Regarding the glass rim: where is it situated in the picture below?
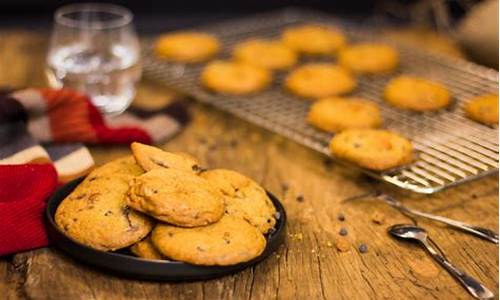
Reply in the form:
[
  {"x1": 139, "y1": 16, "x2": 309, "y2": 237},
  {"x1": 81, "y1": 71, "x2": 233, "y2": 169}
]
[{"x1": 54, "y1": 3, "x2": 133, "y2": 30}]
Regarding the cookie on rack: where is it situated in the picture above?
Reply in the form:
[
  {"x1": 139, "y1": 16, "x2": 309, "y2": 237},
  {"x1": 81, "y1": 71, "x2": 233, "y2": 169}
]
[
  {"x1": 281, "y1": 24, "x2": 346, "y2": 56},
  {"x1": 464, "y1": 94, "x2": 499, "y2": 125},
  {"x1": 151, "y1": 215, "x2": 266, "y2": 266},
  {"x1": 55, "y1": 156, "x2": 154, "y2": 251},
  {"x1": 201, "y1": 60, "x2": 272, "y2": 95},
  {"x1": 154, "y1": 31, "x2": 220, "y2": 63},
  {"x1": 130, "y1": 236, "x2": 164, "y2": 260},
  {"x1": 307, "y1": 97, "x2": 382, "y2": 132},
  {"x1": 131, "y1": 142, "x2": 201, "y2": 173},
  {"x1": 232, "y1": 38, "x2": 298, "y2": 70},
  {"x1": 284, "y1": 63, "x2": 356, "y2": 99},
  {"x1": 200, "y1": 169, "x2": 277, "y2": 234},
  {"x1": 329, "y1": 129, "x2": 413, "y2": 171},
  {"x1": 384, "y1": 75, "x2": 451, "y2": 111},
  {"x1": 127, "y1": 168, "x2": 224, "y2": 227},
  {"x1": 338, "y1": 43, "x2": 399, "y2": 74}
]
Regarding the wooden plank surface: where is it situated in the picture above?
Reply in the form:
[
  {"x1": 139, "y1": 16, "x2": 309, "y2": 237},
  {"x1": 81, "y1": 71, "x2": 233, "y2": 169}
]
[{"x1": 0, "y1": 30, "x2": 498, "y2": 300}]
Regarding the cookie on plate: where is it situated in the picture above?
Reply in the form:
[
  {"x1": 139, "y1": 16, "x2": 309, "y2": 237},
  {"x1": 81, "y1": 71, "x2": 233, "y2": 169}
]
[
  {"x1": 200, "y1": 169, "x2": 277, "y2": 234},
  {"x1": 130, "y1": 236, "x2": 164, "y2": 260},
  {"x1": 131, "y1": 142, "x2": 201, "y2": 173},
  {"x1": 55, "y1": 156, "x2": 154, "y2": 251},
  {"x1": 154, "y1": 31, "x2": 220, "y2": 63},
  {"x1": 201, "y1": 60, "x2": 272, "y2": 95},
  {"x1": 338, "y1": 43, "x2": 399, "y2": 74},
  {"x1": 285, "y1": 63, "x2": 356, "y2": 99},
  {"x1": 307, "y1": 97, "x2": 382, "y2": 132},
  {"x1": 127, "y1": 168, "x2": 224, "y2": 227},
  {"x1": 464, "y1": 94, "x2": 499, "y2": 125},
  {"x1": 329, "y1": 129, "x2": 413, "y2": 171},
  {"x1": 232, "y1": 38, "x2": 298, "y2": 70},
  {"x1": 151, "y1": 215, "x2": 266, "y2": 266},
  {"x1": 282, "y1": 24, "x2": 346, "y2": 56},
  {"x1": 384, "y1": 75, "x2": 451, "y2": 111}
]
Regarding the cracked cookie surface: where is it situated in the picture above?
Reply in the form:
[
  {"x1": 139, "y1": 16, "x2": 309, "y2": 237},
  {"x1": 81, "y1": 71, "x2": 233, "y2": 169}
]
[
  {"x1": 127, "y1": 168, "x2": 224, "y2": 227},
  {"x1": 200, "y1": 169, "x2": 277, "y2": 234},
  {"x1": 151, "y1": 215, "x2": 266, "y2": 266},
  {"x1": 131, "y1": 142, "x2": 201, "y2": 173},
  {"x1": 55, "y1": 156, "x2": 154, "y2": 251}
]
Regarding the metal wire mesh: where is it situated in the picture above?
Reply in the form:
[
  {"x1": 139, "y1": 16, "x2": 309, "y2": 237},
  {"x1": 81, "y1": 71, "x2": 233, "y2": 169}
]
[{"x1": 142, "y1": 8, "x2": 499, "y2": 194}]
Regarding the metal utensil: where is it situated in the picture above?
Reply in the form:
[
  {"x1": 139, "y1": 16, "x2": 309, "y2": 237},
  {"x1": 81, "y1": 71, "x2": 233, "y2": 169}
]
[
  {"x1": 345, "y1": 192, "x2": 499, "y2": 244},
  {"x1": 389, "y1": 224, "x2": 494, "y2": 300}
]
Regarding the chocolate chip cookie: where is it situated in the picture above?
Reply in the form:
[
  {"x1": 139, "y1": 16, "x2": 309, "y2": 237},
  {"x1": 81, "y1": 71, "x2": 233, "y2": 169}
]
[{"x1": 131, "y1": 142, "x2": 201, "y2": 173}]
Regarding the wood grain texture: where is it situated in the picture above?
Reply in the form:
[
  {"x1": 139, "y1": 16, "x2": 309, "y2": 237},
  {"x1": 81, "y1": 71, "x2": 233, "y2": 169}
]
[{"x1": 0, "y1": 30, "x2": 497, "y2": 300}]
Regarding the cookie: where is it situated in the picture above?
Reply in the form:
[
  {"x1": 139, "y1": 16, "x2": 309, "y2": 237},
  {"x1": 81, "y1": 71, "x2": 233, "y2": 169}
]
[
  {"x1": 329, "y1": 129, "x2": 413, "y2": 171},
  {"x1": 232, "y1": 38, "x2": 298, "y2": 70},
  {"x1": 201, "y1": 60, "x2": 271, "y2": 95},
  {"x1": 131, "y1": 142, "x2": 201, "y2": 173},
  {"x1": 307, "y1": 97, "x2": 382, "y2": 132},
  {"x1": 282, "y1": 24, "x2": 346, "y2": 56},
  {"x1": 384, "y1": 75, "x2": 451, "y2": 111},
  {"x1": 127, "y1": 168, "x2": 224, "y2": 227},
  {"x1": 130, "y1": 236, "x2": 164, "y2": 260},
  {"x1": 154, "y1": 31, "x2": 220, "y2": 63},
  {"x1": 285, "y1": 63, "x2": 356, "y2": 99},
  {"x1": 55, "y1": 156, "x2": 154, "y2": 251},
  {"x1": 200, "y1": 169, "x2": 277, "y2": 234},
  {"x1": 338, "y1": 43, "x2": 399, "y2": 74},
  {"x1": 151, "y1": 215, "x2": 266, "y2": 266},
  {"x1": 464, "y1": 94, "x2": 499, "y2": 125}
]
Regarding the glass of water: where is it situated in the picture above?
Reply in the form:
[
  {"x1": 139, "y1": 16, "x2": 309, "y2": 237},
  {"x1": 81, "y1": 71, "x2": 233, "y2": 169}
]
[{"x1": 46, "y1": 3, "x2": 141, "y2": 115}]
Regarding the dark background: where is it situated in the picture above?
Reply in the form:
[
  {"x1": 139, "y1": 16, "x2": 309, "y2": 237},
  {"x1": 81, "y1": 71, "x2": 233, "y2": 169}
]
[{"x1": 0, "y1": 0, "x2": 473, "y2": 33}]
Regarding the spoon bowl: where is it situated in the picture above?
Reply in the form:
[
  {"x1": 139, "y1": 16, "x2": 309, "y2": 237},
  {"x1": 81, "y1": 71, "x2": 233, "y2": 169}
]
[{"x1": 389, "y1": 224, "x2": 429, "y2": 242}]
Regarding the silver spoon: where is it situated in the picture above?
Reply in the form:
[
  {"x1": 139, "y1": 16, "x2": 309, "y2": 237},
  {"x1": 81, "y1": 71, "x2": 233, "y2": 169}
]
[
  {"x1": 345, "y1": 192, "x2": 499, "y2": 244},
  {"x1": 389, "y1": 224, "x2": 494, "y2": 300}
]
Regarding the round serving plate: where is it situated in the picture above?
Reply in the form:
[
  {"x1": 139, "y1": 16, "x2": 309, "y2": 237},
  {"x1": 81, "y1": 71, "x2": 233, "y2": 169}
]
[{"x1": 45, "y1": 177, "x2": 287, "y2": 281}]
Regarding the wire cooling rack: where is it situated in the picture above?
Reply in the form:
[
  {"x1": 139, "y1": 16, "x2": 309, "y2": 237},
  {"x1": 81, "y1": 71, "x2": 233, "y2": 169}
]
[{"x1": 142, "y1": 8, "x2": 499, "y2": 194}]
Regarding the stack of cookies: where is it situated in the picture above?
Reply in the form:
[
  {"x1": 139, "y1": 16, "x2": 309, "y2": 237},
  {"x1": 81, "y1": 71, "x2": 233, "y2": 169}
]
[{"x1": 55, "y1": 142, "x2": 278, "y2": 266}]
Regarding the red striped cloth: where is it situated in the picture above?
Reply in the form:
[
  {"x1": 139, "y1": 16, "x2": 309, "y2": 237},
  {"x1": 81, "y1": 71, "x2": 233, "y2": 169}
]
[{"x1": 0, "y1": 87, "x2": 190, "y2": 256}]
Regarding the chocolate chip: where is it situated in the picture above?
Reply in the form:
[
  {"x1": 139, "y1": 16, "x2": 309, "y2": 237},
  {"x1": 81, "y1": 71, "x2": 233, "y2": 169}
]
[
  {"x1": 196, "y1": 246, "x2": 205, "y2": 252},
  {"x1": 323, "y1": 158, "x2": 334, "y2": 168},
  {"x1": 75, "y1": 193, "x2": 87, "y2": 200},
  {"x1": 339, "y1": 228, "x2": 348, "y2": 236},
  {"x1": 88, "y1": 176, "x2": 97, "y2": 182},
  {"x1": 104, "y1": 211, "x2": 113, "y2": 216},
  {"x1": 192, "y1": 165, "x2": 202, "y2": 172},
  {"x1": 229, "y1": 139, "x2": 238, "y2": 147},
  {"x1": 337, "y1": 213, "x2": 345, "y2": 222},
  {"x1": 281, "y1": 182, "x2": 289, "y2": 192},
  {"x1": 296, "y1": 194, "x2": 304, "y2": 202},
  {"x1": 267, "y1": 218, "x2": 272, "y2": 223},
  {"x1": 168, "y1": 232, "x2": 174, "y2": 237},
  {"x1": 358, "y1": 244, "x2": 368, "y2": 253}
]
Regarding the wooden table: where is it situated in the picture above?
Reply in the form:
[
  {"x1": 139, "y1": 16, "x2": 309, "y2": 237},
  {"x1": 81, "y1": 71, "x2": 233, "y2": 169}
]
[{"x1": 0, "y1": 31, "x2": 498, "y2": 300}]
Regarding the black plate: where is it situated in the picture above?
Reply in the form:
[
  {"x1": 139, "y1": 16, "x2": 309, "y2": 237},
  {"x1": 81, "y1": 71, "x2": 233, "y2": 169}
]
[{"x1": 45, "y1": 177, "x2": 287, "y2": 281}]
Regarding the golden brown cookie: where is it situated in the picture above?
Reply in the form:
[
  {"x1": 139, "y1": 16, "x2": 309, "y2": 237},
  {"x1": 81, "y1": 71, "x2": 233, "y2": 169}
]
[
  {"x1": 285, "y1": 63, "x2": 356, "y2": 99},
  {"x1": 338, "y1": 43, "x2": 399, "y2": 74},
  {"x1": 151, "y1": 215, "x2": 266, "y2": 266},
  {"x1": 154, "y1": 31, "x2": 220, "y2": 63},
  {"x1": 307, "y1": 97, "x2": 382, "y2": 132},
  {"x1": 464, "y1": 94, "x2": 499, "y2": 125},
  {"x1": 384, "y1": 75, "x2": 451, "y2": 111},
  {"x1": 55, "y1": 157, "x2": 154, "y2": 251},
  {"x1": 282, "y1": 24, "x2": 346, "y2": 56},
  {"x1": 131, "y1": 142, "x2": 201, "y2": 173},
  {"x1": 130, "y1": 236, "x2": 164, "y2": 260},
  {"x1": 329, "y1": 129, "x2": 413, "y2": 171},
  {"x1": 201, "y1": 60, "x2": 272, "y2": 95},
  {"x1": 200, "y1": 169, "x2": 277, "y2": 234},
  {"x1": 232, "y1": 38, "x2": 298, "y2": 70},
  {"x1": 127, "y1": 168, "x2": 224, "y2": 227}
]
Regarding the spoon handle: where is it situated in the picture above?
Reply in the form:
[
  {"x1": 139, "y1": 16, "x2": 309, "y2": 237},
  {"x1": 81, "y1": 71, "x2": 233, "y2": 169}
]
[
  {"x1": 402, "y1": 206, "x2": 498, "y2": 244},
  {"x1": 420, "y1": 239, "x2": 494, "y2": 300}
]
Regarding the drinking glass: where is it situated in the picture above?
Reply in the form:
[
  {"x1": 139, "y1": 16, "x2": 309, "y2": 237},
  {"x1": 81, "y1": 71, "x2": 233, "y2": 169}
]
[{"x1": 46, "y1": 3, "x2": 141, "y2": 115}]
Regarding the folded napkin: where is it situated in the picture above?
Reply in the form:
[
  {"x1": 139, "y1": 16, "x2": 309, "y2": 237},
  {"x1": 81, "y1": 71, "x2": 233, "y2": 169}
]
[
  {"x1": 0, "y1": 87, "x2": 190, "y2": 256},
  {"x1": 0, "y1": 164, "x2": 58, "y2": 256},
  {"x1": 0, "y1": 88, "x2": 190, "y2": 182}
]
